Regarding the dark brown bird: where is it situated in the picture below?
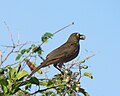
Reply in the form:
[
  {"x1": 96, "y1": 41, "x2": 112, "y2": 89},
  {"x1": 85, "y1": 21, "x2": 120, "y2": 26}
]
[{"x1": 27, "y1": 33, "x2": 85, "y2": 78}]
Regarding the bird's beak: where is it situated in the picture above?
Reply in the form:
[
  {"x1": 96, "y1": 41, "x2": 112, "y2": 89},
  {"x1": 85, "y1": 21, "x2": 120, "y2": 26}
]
[{"x1": 80, "y1": 34, "x2": 86, "y2": 40}]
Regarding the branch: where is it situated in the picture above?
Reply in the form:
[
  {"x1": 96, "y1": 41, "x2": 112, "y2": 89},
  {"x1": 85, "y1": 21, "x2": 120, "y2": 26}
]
[
  {"x1": 70, "y1": 54, "x2": 95, "y2": 68},
  {"x1": 53, "y1": 22, "x2": 74, "y2": 35},
  {"x1": 0, "y1": 50, "x2": 2, "y2": 65},
  {"x1": 0, "y1": 41, "x2": 36, "y2": 65},
  {"x1": 1, "y1": 47, "x2": 15, "y2": 64},
  {"x1": 29, "y1": 86, "x2": 58, "y2": 95},
  {"x1": 4, "y1": 21, "x2": 15, "y2": 45},
  {"x1": 0, "y1": 41, "x2": 39, "y2": 48}
]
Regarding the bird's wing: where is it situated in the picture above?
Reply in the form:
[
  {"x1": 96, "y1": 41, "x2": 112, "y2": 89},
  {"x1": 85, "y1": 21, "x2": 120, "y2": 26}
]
[{"x1": 46, "y1": 42, "x2": 79, "y2": 62}]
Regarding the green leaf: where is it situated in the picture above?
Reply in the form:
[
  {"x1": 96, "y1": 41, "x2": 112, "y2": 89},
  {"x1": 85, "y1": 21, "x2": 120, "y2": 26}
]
[
  {"x1": 44, "y1": 32, "x2": 53, "y2": 37},
  {"x1": 16, "y1": 70, "x2": 28, "y2": 80},
  {"x1": 61, "y1": 81, "x2": 67, "y2": 85},
  {"x1": 12, "y1": 81, "x2": 28, "y2": 92},
  {"x1": 83, "y1": 72, "x2": 93, "y2": 79},
  {"x1": 26, "y1": 47, "x2": 32, "y2": 53},
  {"x1": 81, "y1": 59, "x2": 85, "y2": 63},
  {"x1": 14, "y1": 90, "x2": 26, "y2": 96},
  {"x1": 78, "y1": 88, "x2": 90, "y2": 96},
  {"x1": 21, "y1": 49, "x2": 27, "y2": 54},
  {"x1": 0, "y1": 93, "x2": 4, "y2": 96},
  {"x1": 70, "y1": 93, "x2": 76, "y2": 96},
  {"x1": 32, "y1": 46, "x2": 39, "y2": 52},
  {"x1": 82, "y1": 65, "x2": 88, "y2": 69},
  {"x1": 11, "y1": 86, "x2": 21, "y2": 95},
  {"x1": 25, "y1": 83, "x2": 31, "y2": 90},
  {"x1": 16, "y1": 54, "x2": 22, "y2": 61},
  {"x1": 2, "y1": 85, "x2": 8, "y2": 94},
  {"x1": 51, "y1": 93, "x2": 56, "y2": 96},
  {"x1": 31, "y1": 44, "x2": 35, "y2": 48},
  {"x1": 0, "y1": 78, "x2": 9, "y2": 94},
  {"x1": 41, "y1": 32, "x2": 53, "y2": 43},
  {"x1": 0, "y1": 78, "x2": 8, "y2": 86},
  {"x1": 8, "y1": 68, "x2": 17, "y2": 79},
  {"x1": 37, "y1": 48, "x2": 43, "y2": 54},
  {"x1": 84, "y1": 92, "x2": 90, "y2": 96},
  {"x1": 39, "y1": 81, "x2": 48, "y2": 86},
  {"x1": 32, "y1": 46, "x2": 43, "y2": 54},
  {"x1": 0, "y1": 68, "x2": 6, "y2": 75},
  {"x1": 29, "y1": 77, "x2": 39, "y2": 85},
  {"x1": 47, "y1": 80, "x2": 54, "y2": 88}
]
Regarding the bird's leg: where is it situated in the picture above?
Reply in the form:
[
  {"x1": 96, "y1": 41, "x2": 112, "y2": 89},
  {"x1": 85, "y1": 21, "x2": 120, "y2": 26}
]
[
  {"x1": 54, "y1": 64, "x2": 64, "y2": 75},
  {"x1": 62, "y1": 64, "x2": 65, "y2": 69}
]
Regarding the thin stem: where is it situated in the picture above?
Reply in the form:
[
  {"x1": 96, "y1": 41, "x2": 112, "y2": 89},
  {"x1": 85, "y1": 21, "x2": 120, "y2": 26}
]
[
  {"x1": 1, "y1": 47, "x2": 15, "y2": 64},
  {"x1": 29, "y1": 86, "x2": 58, "y2": 95},
  {"x1": 53, "y1": 22, "x2": 74, "y2": 35},
  {"x1": 4, "y1": 21, "x2": 15, "y2": 45}
]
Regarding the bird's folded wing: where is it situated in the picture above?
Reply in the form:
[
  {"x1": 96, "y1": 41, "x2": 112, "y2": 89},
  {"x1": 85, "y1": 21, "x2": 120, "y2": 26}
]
[{"x1": 46, "y1": 42, "x2": 78, "y2": 61}]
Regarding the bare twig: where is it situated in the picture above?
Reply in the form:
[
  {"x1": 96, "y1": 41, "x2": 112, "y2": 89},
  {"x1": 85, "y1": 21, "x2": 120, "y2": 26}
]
[
  {"x1": 53, "y1": 22, "x2": 74, "y2": 35},
  {"x1": 78, "y1": 65, "x2": 82, "y2": 81},
  {"x1": 29, "y1": 86, "x2": 58, "y2": 95},
  {"x1": 86, "y1": 54, "x2": 95, "y2": 60},
  {"x1": 1, "y1": 47, "x2": 15, "y2": 64},
  {"x1": 0, "y1": 41, "x2": 38, "y2": 48},
  {"x1": 2, "y1": 47, "x2": 8, "y2": 54},
  {"x1": 4, "y1": 21, "x2": 15, "y2": 45},
  {"x1": 38, "y1": 78, "x2": 50, "y2": 81},
  {"x1": 17, "y1": 32, "x2": 20, "y2": 44},
  {"x1": 38, "y1": 55, "x2": 45, "y2": 61},
  {"x1": 70, "y1": 54, "x2": 95, "y2": 68},
  {"x1": 17, "y1": 63, "x2": 21, "y2": 73},
  {"x1": 29, "y1": 79, "x2": 73, "y2": 95},
  {"x1": 0, "y1": 50, "x2": 2, "y2": 65},
  {"x1": 0, "y1": 41, "x2": 35, "y2": 66},
  {"x1": 0, "y1": 45, "x2": 14, "y2": 48},
  {"x1": 6, "y1": 61, "x2": 20, "y2": 67},
  {"x1": 15, "y1": 41, "x2": 33, "y2": 52}
]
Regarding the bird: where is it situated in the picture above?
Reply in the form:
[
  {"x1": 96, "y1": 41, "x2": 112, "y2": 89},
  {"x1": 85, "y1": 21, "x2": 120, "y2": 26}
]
[{"x1": 27, "y1": 32, "x2": 85, "y2": 78}]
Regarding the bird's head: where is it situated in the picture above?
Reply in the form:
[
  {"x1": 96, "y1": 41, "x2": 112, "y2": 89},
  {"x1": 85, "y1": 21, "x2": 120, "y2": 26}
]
[{"x1": 67, "y1": 33, "x2": 86, "y2": 43}]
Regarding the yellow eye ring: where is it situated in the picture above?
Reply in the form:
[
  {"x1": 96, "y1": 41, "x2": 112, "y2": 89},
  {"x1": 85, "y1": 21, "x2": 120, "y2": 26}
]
[{"x1": 76, "y1": 33, "x2": 80, "y2": 37}]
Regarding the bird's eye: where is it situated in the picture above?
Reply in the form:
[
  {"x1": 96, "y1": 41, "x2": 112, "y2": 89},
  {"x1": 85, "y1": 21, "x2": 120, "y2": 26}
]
[{"x1": 76, "y1": 33, "x2": 80, "y2": 37}]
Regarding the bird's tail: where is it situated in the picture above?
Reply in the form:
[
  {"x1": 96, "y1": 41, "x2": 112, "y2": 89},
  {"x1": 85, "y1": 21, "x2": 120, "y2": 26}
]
[{"x1": 27, "y1": 60, "x2": 47, "y2": 78}]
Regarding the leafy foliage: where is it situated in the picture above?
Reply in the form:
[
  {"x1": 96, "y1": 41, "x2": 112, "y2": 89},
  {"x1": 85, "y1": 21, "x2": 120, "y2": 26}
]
[
  {"x1": 0, "y1": 67, "x2": 28, "y2": 95},
  {"x1": 15, "y1": 44, "x2": 43, "y2": 61},
  {"x1": 41, "y1": 32, "x2": 53, "y2": 43}
]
